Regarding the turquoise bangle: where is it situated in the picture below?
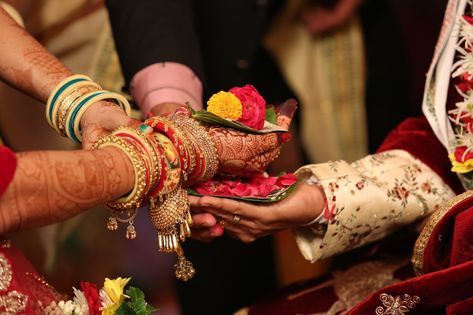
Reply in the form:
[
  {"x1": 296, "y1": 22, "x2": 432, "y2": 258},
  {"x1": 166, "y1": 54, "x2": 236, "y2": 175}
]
[
  {"x1": 47, "y1": 77, "x2": 89, "y2": 127},
  {"x1": 67, "y1": 90, "x2": 108, "y2": 143}
]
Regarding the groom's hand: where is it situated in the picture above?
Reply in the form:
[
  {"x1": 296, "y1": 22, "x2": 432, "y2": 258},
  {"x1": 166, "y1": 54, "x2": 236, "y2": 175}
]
[{"x1": 188, "y1": 181, "x2": 325, "y2": 243}]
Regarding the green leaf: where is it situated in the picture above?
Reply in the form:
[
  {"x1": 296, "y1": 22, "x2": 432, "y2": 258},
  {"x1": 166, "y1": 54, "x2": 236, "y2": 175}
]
[
  {"x1": 192, "y1": 110, "x2": 287, "y2": 134},
  {"x1": 127, "y1": 286, "x2": 145, "y2": 301},
  {"x1": 265, "y1": 106, "x2": 277, "y2": 125},
  {"x1": 185, "y1": 102, "x2": 196, "y2": 115},
  {"x1": 126, "y1": 287, "x2": 158, "y2": 315},
  {"x1": 116, "y1": 302, "x2": 134, "y2": 315}
]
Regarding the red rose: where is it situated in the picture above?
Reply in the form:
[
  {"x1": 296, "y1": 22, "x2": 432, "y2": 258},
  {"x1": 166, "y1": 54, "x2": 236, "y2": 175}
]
[
  {"x1": 454, "y1": 146, "x2": 473, "y2": 162},
  {"x1": 464, "y1": 15, "x2": 473, "y2": 26},
  {"x1": 229, "y1": 84, "x2": 266, "y2": 130},
  {"x1": 80, "y1": 281, "x2": 101, "y2": 315}
]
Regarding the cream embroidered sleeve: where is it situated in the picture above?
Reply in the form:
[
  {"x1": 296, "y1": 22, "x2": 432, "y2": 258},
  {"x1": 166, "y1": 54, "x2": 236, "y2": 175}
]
[{"x1": 294, "y1": 149, "x2": 456, "y2": 263}]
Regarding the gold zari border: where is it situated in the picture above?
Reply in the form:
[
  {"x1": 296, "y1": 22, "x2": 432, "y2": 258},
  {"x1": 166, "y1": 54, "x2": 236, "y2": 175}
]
[{"x1": 412, "y1": 190, "x2": 473, "y2": 276}]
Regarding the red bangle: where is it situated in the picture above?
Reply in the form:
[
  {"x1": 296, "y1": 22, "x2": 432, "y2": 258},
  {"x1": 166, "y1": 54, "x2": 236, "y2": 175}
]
[{"x1": 146, "y1": 117, "x2": 189, "y2": 176}]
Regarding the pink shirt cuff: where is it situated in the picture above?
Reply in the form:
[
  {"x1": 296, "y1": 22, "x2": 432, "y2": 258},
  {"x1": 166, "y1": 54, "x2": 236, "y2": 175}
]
[{"x1": 130, "y1": 62, "x2": 203, "y2": 116}]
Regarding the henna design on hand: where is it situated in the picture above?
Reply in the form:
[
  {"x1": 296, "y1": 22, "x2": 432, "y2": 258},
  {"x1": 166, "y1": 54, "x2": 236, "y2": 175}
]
[
  {"x1": 0, "y1": 148, "x2": 133, "y2": 233},
  {"x1": 208, "y1": 127, "x2": 281, "y2": 175}
]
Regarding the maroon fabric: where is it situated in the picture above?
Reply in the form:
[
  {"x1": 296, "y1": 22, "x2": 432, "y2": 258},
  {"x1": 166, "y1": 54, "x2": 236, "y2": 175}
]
[
  {"x1": 447, "y1": 296, "x2": 473, "y2": 315},
  {"x1": 424, "y1": 194, "x2": 473, "y2": 274},
  {"x1": 348, "y1": 195, "x2": 473, "y2": 314},
  {"x1": 377, "y1": 116, "x2": 463, "y2": 194},
  {"x1": 0, "y1": 146, "x2": 17, "y2": 196},
  {"x1": 347, "y1": 261, "x2": 473, "y2": 314},
  {"x1": 246, "y1": 274, "x2": 339, "y2": 314}
]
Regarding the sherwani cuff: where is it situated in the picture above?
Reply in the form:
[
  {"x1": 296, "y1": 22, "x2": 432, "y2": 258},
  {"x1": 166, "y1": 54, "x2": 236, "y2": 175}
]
[
  {"x1": 293, "y1": 149, "x2": 455, "y2": 263},
  {"x1": 130, "y1": 62, "x2": 203, "y2": 116}
]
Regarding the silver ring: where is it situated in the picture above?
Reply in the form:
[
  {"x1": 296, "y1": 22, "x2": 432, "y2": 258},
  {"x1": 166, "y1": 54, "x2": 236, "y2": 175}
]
[{"x1": 232, "y1": 214, "x2": 241, "y2": 224}]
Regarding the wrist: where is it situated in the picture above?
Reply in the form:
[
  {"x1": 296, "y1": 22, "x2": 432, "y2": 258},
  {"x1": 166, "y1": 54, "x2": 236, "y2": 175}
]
[
  {"x1": 300, "y1": 173, "x2": 326, "y2": 227},
  {"x1": 100, "y1": 147, "x2": 135, "y2": 198},
  {"x1": 150, "y1": 102, "x2": 187, "y2": 117}
]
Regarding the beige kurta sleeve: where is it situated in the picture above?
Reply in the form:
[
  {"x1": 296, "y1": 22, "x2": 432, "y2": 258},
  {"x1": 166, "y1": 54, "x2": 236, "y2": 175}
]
[{"x1": 294, "y1": 149, "x2": 456, "y2": 263}]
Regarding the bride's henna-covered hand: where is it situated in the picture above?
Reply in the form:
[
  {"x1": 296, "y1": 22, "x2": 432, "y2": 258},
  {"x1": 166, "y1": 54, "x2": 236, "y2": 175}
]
[{"x1": 208, "y1": 99, "x2": 297, "y2": 175}]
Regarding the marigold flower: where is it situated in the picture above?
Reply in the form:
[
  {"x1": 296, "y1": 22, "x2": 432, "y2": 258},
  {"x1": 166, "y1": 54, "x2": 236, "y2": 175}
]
[{"x1": 207, "y1": 91, "x2": 242, "y2": 120}]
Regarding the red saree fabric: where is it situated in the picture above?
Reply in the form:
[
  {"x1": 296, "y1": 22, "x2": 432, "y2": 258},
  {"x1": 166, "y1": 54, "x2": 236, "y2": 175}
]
[
  {"x1": 0, "y1": 146, "x2": 62, "y2": 313},
  {"x1": 0, "y1": 146, "x2": 17, "y2": 196}
]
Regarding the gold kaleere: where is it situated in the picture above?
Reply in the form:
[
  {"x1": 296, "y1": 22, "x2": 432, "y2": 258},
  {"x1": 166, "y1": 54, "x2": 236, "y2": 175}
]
[{"x1": 149, "y1": 186, "x2": 195, "y2": 281}]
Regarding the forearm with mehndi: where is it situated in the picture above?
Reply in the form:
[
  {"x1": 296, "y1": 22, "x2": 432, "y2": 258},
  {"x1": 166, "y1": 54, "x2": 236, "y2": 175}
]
[
  {"x1": 0, "y1": 7, "x2": 71, "y2": 101},
  {"x1": 0, "y1": 148, "x2": 134, "y2": 233}
]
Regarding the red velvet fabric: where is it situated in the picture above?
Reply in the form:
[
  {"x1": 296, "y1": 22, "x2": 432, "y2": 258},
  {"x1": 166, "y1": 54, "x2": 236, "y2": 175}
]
[
  {"x1": 377, "y1": 116, "x2": 464, "y2": 194},
  {"x1": 348, "y1": 194, "x2": 473, "y2": 314},
  {"x1": 0, "y1": 146, "x2": 17, "y2": 196}
]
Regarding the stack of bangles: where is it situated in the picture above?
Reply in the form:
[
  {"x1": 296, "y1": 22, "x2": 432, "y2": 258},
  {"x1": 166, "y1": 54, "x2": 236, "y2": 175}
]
[
  {"x1": 91, "y1": 112, "x2": 218, "y2": 281},
  {"x1": 45, "y1": 74, "x2": 132, "y2": 143}
]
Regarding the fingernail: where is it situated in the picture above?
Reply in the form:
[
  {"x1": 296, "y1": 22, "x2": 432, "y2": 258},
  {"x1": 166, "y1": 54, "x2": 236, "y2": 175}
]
[
  {"x1": 211, "y1": 226, "x2": 224, "y2": 236},
  {"x1": 200, "y1": 200, "x2": 210, "y2": 207},
  {"x1": 203, "y1": 220, "x2": 214, "y2": 227},
  {"x1": 281, "y1": 132, "x2": 292, "y2": 143}
]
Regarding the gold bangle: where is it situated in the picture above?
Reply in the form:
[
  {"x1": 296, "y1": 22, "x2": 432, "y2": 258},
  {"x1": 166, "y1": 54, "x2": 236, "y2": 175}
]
[
  {"x1": 92, "y1": 135, "x2": 148, "y2": 210},
  {"x1": 65, "y1": 91, "x2": 132, "y2": 143},
  {"x1": 151, "y1": 133, "x2": 182, "y2": 195},
  {"x1": 46, "y1": 74, "x2": 93, "y2": 129},
  {"x1": 171, "y1": 115, "x2": 198, "y2": 177},
  {"x1": 174, "y1": 116, "x2": 218, "y2": 182},
  {"x1": 56, "y1": 84, "x2": 102, "y2": 137},
  {"x1": 112, "y1": 126, "x2": 161, "y2": 192}
]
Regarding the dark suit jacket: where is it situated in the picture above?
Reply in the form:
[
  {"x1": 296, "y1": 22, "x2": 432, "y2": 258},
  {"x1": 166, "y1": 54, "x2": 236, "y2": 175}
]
[
  {"x1": 106, "y1": 0, "x2": 283, "y2": 97},
  {"x1": 105, "y1": 2, "x2": 289, "y2": 314}
]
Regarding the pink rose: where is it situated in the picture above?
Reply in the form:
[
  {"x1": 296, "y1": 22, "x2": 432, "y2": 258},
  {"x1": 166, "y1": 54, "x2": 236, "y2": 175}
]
[{"x1": 229, "y1": 84, "x2": 266, "y2": 130}]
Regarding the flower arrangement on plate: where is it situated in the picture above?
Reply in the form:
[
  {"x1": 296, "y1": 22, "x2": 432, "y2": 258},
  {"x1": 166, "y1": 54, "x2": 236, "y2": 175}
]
[
  {"x1": 192, "y1": 84, "x2": 287, "y2": 133},
  {"x1": 190, "y1": 84, "x2": 297, "y2": 202}
]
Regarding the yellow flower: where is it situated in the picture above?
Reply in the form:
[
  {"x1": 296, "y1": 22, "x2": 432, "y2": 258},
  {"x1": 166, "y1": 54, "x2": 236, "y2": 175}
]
[
  {"x1": 101, "y1": 277, "x2": 131, "y2": 315},
  {"x1": 449, "y1": 153, "x2": 473, "y2": 173},
  {"x1": 207, "y1": 91, "x2": 242, "y2": 120}
]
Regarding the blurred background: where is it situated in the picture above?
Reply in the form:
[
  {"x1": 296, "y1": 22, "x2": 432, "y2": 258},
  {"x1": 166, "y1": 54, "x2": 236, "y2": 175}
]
[{"x1": 0, "y1": 0, "x2": 446, "y2": 314}]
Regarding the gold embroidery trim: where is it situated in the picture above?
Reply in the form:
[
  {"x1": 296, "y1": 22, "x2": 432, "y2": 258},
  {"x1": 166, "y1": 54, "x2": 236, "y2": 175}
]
[
  {"x1": 411, "y1": 190, "x2": 473, "y2": 276},
  {"x1": 375, "y1": 293, "x2": 420, "y2": 315},
  {"x1": 0, "y1": 253, "x2": 28, "y2": 314}
]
